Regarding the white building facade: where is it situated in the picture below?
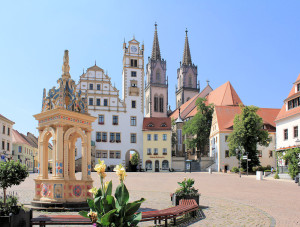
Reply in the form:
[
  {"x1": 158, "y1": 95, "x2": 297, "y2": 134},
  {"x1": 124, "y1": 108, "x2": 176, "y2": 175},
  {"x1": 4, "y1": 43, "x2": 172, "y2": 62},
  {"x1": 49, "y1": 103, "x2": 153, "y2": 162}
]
[
  {"x1": 0, "y1": 114, "x2": 14, "y2": 161},
  {"x1": 76, "y1": 38, "x2": 144, "y2": 168}
]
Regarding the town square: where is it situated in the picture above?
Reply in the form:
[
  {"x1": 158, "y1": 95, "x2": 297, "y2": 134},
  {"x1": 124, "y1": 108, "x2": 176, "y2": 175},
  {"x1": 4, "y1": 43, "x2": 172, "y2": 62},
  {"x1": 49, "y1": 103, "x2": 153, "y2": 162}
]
[{"x1": 0, "y1": 1, "x2": 300, "y2": 226}]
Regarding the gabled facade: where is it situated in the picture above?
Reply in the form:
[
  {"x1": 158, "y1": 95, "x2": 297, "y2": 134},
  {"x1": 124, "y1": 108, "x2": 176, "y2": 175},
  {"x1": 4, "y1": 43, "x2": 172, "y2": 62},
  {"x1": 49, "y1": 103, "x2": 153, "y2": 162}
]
[
  {"x1": 175, "y1": 29, "x2": 199, "y2": 108},
  {"x1": 0, "y1": 114, "x2": 14, "y2": 161},
  {"x1": 210, "y1": 106, "x2": 279, "y2": 172},
  {"x1": 76, "y1": 38, "x2": 144, "y2": 168}
]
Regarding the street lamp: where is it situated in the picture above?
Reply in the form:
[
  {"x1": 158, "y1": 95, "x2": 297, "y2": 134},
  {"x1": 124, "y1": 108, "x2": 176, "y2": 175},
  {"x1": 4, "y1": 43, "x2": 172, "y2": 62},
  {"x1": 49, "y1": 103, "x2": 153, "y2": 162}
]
[{"x1": 236, "y1": 148, "x2": 241, "y2": 178}]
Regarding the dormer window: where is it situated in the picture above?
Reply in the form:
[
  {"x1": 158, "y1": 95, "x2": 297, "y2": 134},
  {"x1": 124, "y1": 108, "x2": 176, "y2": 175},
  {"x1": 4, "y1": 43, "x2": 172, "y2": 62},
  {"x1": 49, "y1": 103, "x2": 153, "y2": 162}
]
[
  {"x1": 161, "y1": 123, "x2": 167, "y2": 127},
  {"x1": 287, "y1": 97, "x2": 300, "y2": 110},
  {"x1": 148, "y1": 123, "x2": 154, "y2": 127},
  {"x1": 297, "y1": 83, "x2": 300, "y2": 92}
]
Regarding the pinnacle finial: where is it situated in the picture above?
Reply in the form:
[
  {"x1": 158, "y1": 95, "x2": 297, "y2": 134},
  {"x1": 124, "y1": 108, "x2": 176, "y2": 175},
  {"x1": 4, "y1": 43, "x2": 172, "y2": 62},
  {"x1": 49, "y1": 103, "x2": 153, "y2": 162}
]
[
  {"x1": 62, "y1": 50, "x2": 70, "y2": 79},
  {"x1": 155, "y1": 22, "x2": 157, "y2": 30},
  {"x1": 151, "y1": 22, "x2": 161, "y2": 61},
  {"x1": 95, "y1": 60, "x2": 96, "y2": 66},
  {"x1": 185, "y1": 28, "x2": 188, "y2": 36},
  {"x1": 206, "y1": 80, "x2": 210, "y2": 85}
]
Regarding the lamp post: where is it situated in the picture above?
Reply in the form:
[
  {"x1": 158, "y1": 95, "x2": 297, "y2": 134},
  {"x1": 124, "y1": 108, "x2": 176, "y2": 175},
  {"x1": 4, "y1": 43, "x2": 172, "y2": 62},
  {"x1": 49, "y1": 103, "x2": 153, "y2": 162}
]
[
  {"x1": 236, "y1": 148, "x2": 241, "y2": 178},
  {"x1": 246, "y1": 152, "x2": 249, "y2": 176}
]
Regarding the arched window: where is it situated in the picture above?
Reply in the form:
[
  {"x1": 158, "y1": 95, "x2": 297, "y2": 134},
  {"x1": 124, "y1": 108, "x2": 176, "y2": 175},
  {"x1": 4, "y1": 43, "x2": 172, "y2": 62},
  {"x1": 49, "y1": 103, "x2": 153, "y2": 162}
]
[
  {"x1": 156, "y1": 71, "x2": 160, "y2": 83},
  {"x1": 154, "y1": 95, "x2": 159, "y2": 112},
  {"x1": 159, "y1": 96, "x2": 164, "y2": 113},
  {"x1": 146, "y1": 160, "x2": 152, "y2": 170},
  {"x1": 162, "y1": 160, "x2": 169, "y2": 170},
  {"x1": 188, "y1": 75, "x2": 192, "y2": 87}
]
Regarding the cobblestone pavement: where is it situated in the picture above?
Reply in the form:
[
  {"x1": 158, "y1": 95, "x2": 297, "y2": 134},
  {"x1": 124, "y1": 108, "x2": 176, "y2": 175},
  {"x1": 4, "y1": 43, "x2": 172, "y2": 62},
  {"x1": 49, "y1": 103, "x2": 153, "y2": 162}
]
[{"x1": 7, "y1": 172, "x2": 300, "y2": 226}]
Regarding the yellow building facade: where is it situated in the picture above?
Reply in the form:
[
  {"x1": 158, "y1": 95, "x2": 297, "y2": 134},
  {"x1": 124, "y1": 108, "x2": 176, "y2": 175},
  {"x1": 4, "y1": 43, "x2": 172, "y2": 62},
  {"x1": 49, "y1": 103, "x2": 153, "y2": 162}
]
[{"x1": 142, "y1": 118, "x2": 172, "y2": 172}]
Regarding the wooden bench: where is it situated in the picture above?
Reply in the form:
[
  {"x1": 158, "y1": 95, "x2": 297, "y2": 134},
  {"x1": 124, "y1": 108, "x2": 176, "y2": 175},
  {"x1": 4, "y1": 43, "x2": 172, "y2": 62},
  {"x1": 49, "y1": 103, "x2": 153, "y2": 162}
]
[{"x1": 31, "y1": 199, "x2": 199, "y2": 227}]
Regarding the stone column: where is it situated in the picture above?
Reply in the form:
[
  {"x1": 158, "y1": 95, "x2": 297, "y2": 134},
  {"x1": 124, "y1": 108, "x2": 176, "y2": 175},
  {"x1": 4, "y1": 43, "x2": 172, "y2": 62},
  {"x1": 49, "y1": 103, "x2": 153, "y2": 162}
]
[
  {"x1": 54, "y1": 126, "x2": 64, "y2": 179},
  {"x1": 64, "y1": 140, "x2": 69, "y2": 180},
  {"x1": 52, "y1": 139, "x2": 57, "y2": 178},
  {"x1": 69, "y1": 138, "x2": 76, "y2": 180},
  {"x1": 81, "y1": 141, "x2": 87, "y2": 180},
  {"x1": 42, "y1": 140, "x2": 49, "y2": 179},
  {"x1": 38, "y1": 141, "x2": 43, "y2": 179},
  {"x1": 86, "y1": 131, "x2": 92, "y2": 179}
]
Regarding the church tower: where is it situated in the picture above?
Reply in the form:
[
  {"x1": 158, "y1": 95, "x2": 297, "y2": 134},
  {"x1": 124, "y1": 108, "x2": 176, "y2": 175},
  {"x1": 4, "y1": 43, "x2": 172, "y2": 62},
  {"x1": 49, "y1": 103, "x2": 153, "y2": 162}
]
[
  {"x1": 175, "y1": 29, "x2": 199, "y2": 108},
  {"x1": 145, "y1": 23, "x2": 168, "y2": 117}
]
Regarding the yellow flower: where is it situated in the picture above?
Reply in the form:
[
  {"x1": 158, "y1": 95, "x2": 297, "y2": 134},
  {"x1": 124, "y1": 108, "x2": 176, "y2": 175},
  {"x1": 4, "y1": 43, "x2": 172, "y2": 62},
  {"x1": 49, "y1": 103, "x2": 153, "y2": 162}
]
[
  {"x1": 88, "y1": 187, "x2": 97, "y2": 195},
  {"x1": 183, "y1": 177, "x2": 187, "y2": 181},
  {"x1": 100, "y1": 172, "x2": 107, "y2": 179},
  {"x1": 104, "y1": 181, "x2": 109, "y2": 190},
  {"x1": 94, "y1": 159, "x2": 106, "y2": 176},
  {"x1": 88, "y1": 211, "x2": 98, "y2": 223},
  {"x1": 113, "y1": 164, "x2": 127, "y2": 182}
]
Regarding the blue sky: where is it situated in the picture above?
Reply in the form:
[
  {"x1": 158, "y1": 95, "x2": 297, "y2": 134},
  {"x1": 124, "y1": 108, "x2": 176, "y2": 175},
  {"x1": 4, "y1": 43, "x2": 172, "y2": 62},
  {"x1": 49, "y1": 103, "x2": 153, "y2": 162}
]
[{"x1": 1, "y1": 1, "x2": 300, "y2": 135}]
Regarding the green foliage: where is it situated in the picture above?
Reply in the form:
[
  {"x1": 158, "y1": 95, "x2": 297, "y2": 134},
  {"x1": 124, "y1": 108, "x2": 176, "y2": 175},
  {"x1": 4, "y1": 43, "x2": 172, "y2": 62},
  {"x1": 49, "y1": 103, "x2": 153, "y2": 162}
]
[
  {"x1": 182, "y1": 98, "x2": 214, "y2": 157},
  {"x1": 231, "y1": 167, "x2": 239, "y2": 173},
  {"x1": 175, "y1": 178, "x2": 199, "y2": 197},
  {"x1": 274, "y1": 173, "x2": 280, "y2": 179},
  {"x1": 171, "y1": 119, "x2": 177, "y2": 150},
  {"x1": 80, "y1": 172, "x2": 145, "y2": 226},
  {"x1": 282, "y1": 148, "x2": 300, "y2": 179},
  {"x1": 0, "y1": 193, "x2": 20, "y2": 216},
  {"x1": 228, "y1": 105, "x2": 270, "y2": 171},
  {"x1": 130, "y1": 153, "x2": 139, "y2": 166},
  {"x1": 253, "y1": 165, "x2": 272, "y2": 172},
  {"x1": 239, "y1": 168, "x2": 245, "y2": 173}
]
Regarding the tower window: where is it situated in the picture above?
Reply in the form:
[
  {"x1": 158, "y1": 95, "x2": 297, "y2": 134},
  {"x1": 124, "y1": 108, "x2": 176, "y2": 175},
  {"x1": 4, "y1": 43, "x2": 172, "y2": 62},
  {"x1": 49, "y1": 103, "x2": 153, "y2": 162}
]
[
  {"x1": 89, "y1": 84, "x2": 93, "y2": 90},
  {"x1": 130, "y1": 59, "x2": 138, "y2": 67},
  {"x1": 130, "y1": 133, "x2": 137, "y2": 143},
  {"x1": 131, "y1": 116, "x2": 136, "y2": 126},
  {"x1": 154, "y1": 96, "x2": 158, "y2": 112},
  {"x1": 131, "y1": 100, "x2": 136, "y2": 108},
  {"x1": 89, "y1": 98, "x2": 93, "y2": 106},
  {"x1": 188, "y1": 75, "x2": 192, "y2": 86},
  {"x1": 104, "y1": 99, "x2": 108, "y2": 106},
  {"x1": 156, "y1": 72, "x2": 160, "y2": 82},
  {"x1": 159, "y1": 97, "x2": 164, "y2": 113},
  {"x1": 96, "y1": 99, "x2": 100, "y2": 106},
  {"x1": 97, "y1": 84, "x2": 100, "y2": 90},
  {"x1": 131, "y1": 71, "x2": 137, "y2": 77}
]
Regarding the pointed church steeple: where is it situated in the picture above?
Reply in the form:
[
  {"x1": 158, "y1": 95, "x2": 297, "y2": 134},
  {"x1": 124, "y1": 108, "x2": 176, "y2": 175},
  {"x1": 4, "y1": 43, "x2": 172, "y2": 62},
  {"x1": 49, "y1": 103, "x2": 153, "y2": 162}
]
[
  {"x1": 151, "y1": 22, "x2": 161, "y2": 61},
  {"x1": 182, "y1": 28, "x2": 192, "y2": 65}
]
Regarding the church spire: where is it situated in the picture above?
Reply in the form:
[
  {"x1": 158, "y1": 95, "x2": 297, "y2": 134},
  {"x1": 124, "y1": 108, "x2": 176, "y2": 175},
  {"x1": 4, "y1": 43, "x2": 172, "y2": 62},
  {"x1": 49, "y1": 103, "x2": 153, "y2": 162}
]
[
  {"x1": 151, "y1": 22, "x2": 161, "y2": 61},
  {"x1": 182, "y1": 28, "x2": 192, "y2": 65}
]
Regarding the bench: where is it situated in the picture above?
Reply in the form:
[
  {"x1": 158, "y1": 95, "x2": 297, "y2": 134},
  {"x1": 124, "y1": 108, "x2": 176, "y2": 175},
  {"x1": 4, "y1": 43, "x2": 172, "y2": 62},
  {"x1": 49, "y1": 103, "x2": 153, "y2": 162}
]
[{"x1": 31, "y1": 199, "x2": 199, "y2": 227}]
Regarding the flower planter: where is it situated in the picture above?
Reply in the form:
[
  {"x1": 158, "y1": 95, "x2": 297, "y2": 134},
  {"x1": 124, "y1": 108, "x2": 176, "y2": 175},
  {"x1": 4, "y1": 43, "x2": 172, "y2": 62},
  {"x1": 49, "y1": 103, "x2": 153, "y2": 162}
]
[
  {"x1": 0, "y1": 208, "x2": 32, "y2": 227},
  {"x1": 171, "y1": 193, "x2": 200, "y2": 206}
]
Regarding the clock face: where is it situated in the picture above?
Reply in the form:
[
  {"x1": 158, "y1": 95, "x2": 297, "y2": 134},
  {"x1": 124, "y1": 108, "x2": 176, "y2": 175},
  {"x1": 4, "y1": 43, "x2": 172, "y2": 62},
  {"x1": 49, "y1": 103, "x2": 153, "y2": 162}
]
[{"x1": 131, "y1": 46, "x2": 137, "y2": 53}]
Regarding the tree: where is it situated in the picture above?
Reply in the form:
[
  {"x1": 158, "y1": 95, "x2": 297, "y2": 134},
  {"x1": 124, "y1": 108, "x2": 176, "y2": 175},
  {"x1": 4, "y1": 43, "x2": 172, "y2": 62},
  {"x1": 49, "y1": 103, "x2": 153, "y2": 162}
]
[
  {"x1": 130, "y1": 152, "x2": 139, "y2": 166},
  {"x1": 282, "y1": 148, "x2": 300, "y2": 179},
  {"x1": 182, "y1": 98, "x2": 214, "y2": 158},
  {"x1": 228, "y1": 105, "x2": 269, "y2": 171},
  {"x1": 0, "y1": 160, "x2": 28, "y2": 204}
]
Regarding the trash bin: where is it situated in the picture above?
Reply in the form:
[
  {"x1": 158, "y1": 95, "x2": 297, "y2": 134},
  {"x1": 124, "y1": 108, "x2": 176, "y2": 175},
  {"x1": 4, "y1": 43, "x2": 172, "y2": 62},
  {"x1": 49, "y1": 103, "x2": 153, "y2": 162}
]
[{"x1": 256, "y1": 171, "x2": 263, "y2": 180}]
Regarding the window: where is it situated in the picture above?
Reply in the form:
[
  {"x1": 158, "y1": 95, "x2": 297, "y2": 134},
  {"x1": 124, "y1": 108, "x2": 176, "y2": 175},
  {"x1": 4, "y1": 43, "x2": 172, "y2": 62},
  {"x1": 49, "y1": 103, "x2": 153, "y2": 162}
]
[
  {"x1": 287, "y1": 97, "x2": 300, "y2": 110},
  {"x1": 116, "y1": 133, "x2": 121, "y2": 142},
  {"x1": 284, "y1": 129, "x2": 288, "y2": 140},
  {"x1": 130, "y1": 59, "x2": 138, "y2": 67},
  {"x1": 188, "y1": 76, "x2": 192, "y2": 86},
  {"x1": 147, "y1": 148, "x2": 151, "y2": 155},
  {"x1": 102, "y1": 132, "x2": 107, "y2": 142},
  {"x1": 98, "y1": 115, "x2": 104, "y2": 124},
  {"x1": 154, "y1": 96, "x2": 158, "y2": 112},
  {"x1": 89, "y1": 98, "x2": 93, "y2": 106},
  {"x1": 147, "y1": 134, "x2": 151, "y2": 141},
  {"x1": 225, "y1": 136, "x2": 229, "y2": 142},
  {"x1": 104, "y1": 99, "x2": 108, "y2": 106},
  {"x1": 269, "y1": 150, "x2": 273, "y2": 158},
  {"x1": 131, "y1": 100, "x2": 136, "y2": 108},
  {"x1": 96, "y1": 99, "x2": 100, "y2": 106},
  {"x1": 130, "y1": 133, "x2": 136, "y2": 143},
  {"x1": 163, "y1": 148, "x2": 167, "y2": 155},
  {"x1": 154, "y1": 134, "x2": 158, "y2": 141},
  {"x1": 131, "y1": 116, "x2": 136, "y2": 126},
  {"x1": 89, "y1": 84, "x2": 93, "y2": 90},
  {"x1": 258, "y1": 150, "x2": 262, "y2": 157},
  {"x1": 96, "y1": 151, "x2": 101, "y2": 158},
  {"x1": 2, "y1": 141, "x2": 4, "y2": 150},
  {"x1": 101, "y1": 151, "x2": 107, "y2": 158},
  {"x1": 2, "y1": 125, "x2": 5, "y2": 134},
  {"x1": 110, "y1": 133, "x2": 115, "y2": 142},
  {"x1": 146, "y1": 160, "x2": 152, "y2": 170},
  {"x1": 110, "y1": 151, "x2": 115, "y2": 159},
  {"x1": 97, "y1": 84, "x2": 100, "y2": 90},
  {"x1": 159, "y1": 97, "x2": 164, "y2": 112},
  {"x1": 154, "y1": 148, "x2": 158, "y2": 155},
  {"x1": 298, "y1": 84, "x2": 300, "y2": 92},
  {"x1": 131, "y1": 71, "x2": 137, "y2": 77},
  {"x1": 294, "y1": 126, "x2": 298, "y2": 138},
  {"x1": 225, "y1": 150, "x2": 229, "y2": 158},
  {"x1": 163, "y1": 134, "x2": 167, "y2": 141},
  {"x1": 18, "y1": 146, "x2": 22, "y2": 153},
  {"x1": 96, "y1": 132, "x2": 101, "y2": 142},
  {"x1": 115, "y1": 151, "x2": 121, "y2": 159},
  {"x1": 131, "y1": 81, "x2": 137, "y2": 87},
  {"x1": 113, "y1": 116, "x2": 119, "y2": 125},
  {"x1": 156, "y1": 72, "x2": 160, "y2": 82},
  {"x1": 162, "y1": 160, "x2": 169, "y2": 170},
  {"x1": 7, "y1": 128, "x2": 10, "y2": 136}
]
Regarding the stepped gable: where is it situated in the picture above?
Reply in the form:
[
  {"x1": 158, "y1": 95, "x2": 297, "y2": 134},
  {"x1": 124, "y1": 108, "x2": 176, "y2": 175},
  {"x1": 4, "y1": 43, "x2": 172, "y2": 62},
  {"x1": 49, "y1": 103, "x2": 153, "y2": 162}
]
[
  {"x1": 143, "y1": 117, "x2": 171, "y2": 131},
  {"x1": 215, "y1": 106, "x2": 280, "y2": 132},
  {"x1": 276, "y1": 74, "x2": 300, "y2": 121}
]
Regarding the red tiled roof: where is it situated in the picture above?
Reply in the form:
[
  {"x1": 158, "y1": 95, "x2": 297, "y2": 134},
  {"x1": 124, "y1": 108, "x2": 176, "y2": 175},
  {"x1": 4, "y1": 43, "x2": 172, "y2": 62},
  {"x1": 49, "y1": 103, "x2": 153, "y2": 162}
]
[
  {"x1": 12, "y1": 129, "x2": 31, "y2": 145},
  {"x1": 143, "y1": 117, "x2": 171, "y2": 131},
  {"x1": 214, "y1": 106, "x2": 280, "y2": 132},
  {"x1": 0, "y1": 114, "x2": 14, "y2": 124}
]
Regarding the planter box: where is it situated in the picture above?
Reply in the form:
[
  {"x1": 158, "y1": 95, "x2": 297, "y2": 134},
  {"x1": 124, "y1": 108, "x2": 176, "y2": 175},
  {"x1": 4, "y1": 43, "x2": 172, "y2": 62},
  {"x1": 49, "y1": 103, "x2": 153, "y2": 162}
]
[
  {"x1": 0, "y1": 208, "x2": 32, "y2": 227},
  {"x1": 171, "y1": 193, "x2": 200, "y2": 206}
]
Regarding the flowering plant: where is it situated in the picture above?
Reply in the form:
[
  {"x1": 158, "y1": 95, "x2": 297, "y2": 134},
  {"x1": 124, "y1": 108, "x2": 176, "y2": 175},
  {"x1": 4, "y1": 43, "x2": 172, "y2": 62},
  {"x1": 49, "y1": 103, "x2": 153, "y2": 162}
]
[
  {"x1": 175, "y1": 178, "x2": 199, "y2": 197},
  {"x1": 79, "y1": 160, "x2": 145, "y2": 227}
]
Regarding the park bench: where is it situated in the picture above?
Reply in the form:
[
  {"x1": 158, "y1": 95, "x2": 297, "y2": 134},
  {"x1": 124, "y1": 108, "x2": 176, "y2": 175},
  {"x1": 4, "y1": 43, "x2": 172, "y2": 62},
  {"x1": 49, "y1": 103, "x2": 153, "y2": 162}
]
[{"x1": 30, "y1": 199, "x2": 199, "y2": 227}]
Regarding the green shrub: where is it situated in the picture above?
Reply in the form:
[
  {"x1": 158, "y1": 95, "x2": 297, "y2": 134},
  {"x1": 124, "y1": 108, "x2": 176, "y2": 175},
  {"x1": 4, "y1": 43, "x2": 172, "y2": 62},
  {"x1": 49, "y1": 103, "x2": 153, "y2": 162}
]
[
  {"x1": 274, "y1": 173, "x2": 280, "y2": 179},
  {"x1": 231, "y1": 167, "x2": 239, "y2": 173},
  {"x1": 240, "y1": 168, "x2": 245, "y2": 172},
  {"x1": 266, "y1": 165, "x2": 271, "y2": 170},
  {"x1": 264, "y1": 170, "x2": 271, "y2": 172},
  {"x1": 0, "y1": 193, "x2": 20, "y2": 216},
  {"x1": 175, "y1": 178, "x2": 199, "y2": 197}
]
